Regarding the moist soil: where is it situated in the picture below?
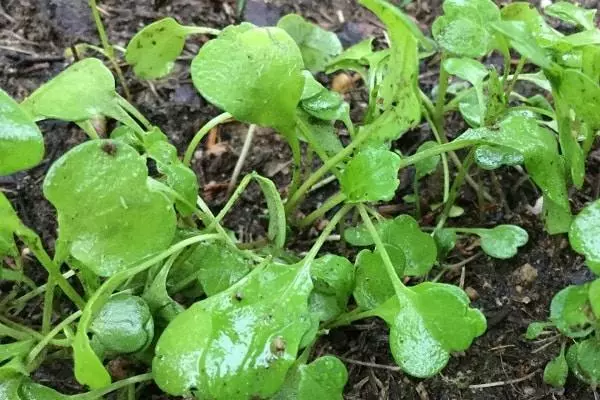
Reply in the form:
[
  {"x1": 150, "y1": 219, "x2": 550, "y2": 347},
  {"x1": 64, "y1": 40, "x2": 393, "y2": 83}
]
[{"x1": 1, "y1": 0, "x2": 600, "y2": 399}]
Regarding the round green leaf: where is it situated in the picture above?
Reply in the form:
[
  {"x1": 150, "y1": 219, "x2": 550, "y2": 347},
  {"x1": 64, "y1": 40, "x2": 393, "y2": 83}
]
[
  {"x1": 192, "y1": 23, "x2": 304, "y2": 132},
  {"x1": 353, "y1": 248, "x2": 405, "y2": 310},
  {"x1": 90, "y1": 294, "x2": 154, "y2": 354},
  {"x1": 126, "y1": 17, "x2": 189, "y2": 79},
  {"x1": 570, "y1": 199, "x2": 600, "y2": 273},
  {"x1": 469, "y1": 225, "x2": 529, "y2": 259},
  {"x1": 43, "y1": 140, "x2": 177, "y2": 276},
  {"x1": 153, "y1": 263, "x2": 314, "y2": 398},
  {"x1": 376, "y1": 282, "x2": 487, "y2": 378},
  {"x1": 277, "y1": 14, "x2": 342, "y2": 73},
  {"x1": 0, "y1": 89, "x2": 44, "y2": 176},
  {"x1": 550, "y1": 284, "x2": 593, "y2": 338},
  {"x1": 341, "y1": 147, "x2": 401, "y2": 203}
]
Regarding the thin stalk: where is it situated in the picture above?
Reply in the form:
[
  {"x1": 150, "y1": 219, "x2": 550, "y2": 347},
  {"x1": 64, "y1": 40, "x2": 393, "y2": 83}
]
[
  {"x1": 9, "y1": 270, "x2": 76, "y2": 309},
  {"x1": 69, "y1": 373, "x2": 154, "y2": 400},
  {"x1": 297, "y1": 192, "x2": 347, "y2": 229},
  {"x1": 41, "y1": 278, "x2": 55, "y2": 335},
  {"x1": 77, "y1": 120, "x2": 100, "y2": 140},
  {"x1": 434, "y1": 53, "x2": 450, "y2": 129},
  {"x1": 184, "y1": 112, "x2": 233, "y2": 166},
  {"x1": 505, "y1": 56, "x2": 526, "y2": 99},
  {"x1": 117, "y1": 95, "x2": 153, "y2": 130},
  {"x1": 88, "y1": 0, "x2": 131, "y2": 100},
  {"x1": 295, "y1": 116, "x2": 342, "y2": 179},
  {"x1": 511, "y1": 105, "x2": 556, "y2": 119},
  {"x1": 435, "y1": 149, "x2": 476, "y2": 231},
  {"x1": 0, "y1": 317, "x2": 70, "y2": 347},
  {"x1": 358, "y1": 205, "x2": 405, "y2": 295},
  {"x1": 26, "y1": 311, "x2": 82, "y2": 369},
  {"x1": 325, "y1": 307, "x2": 380, "y2": 330},
  {"x1": 413, "y1": 178, "x2": 421, "y2": 220},
  {"x1": 183, "y1": 26, "x2": 221, "y2": 36},
  {"x1": 227, "y1": 124, "x2": 256, "y2": 196},
  {"x1": 422, "y1": 105, "x2": 450, "y2": 202},
  {"x1": 303, "y1": 204, "x2": 353, "y2": 264}
]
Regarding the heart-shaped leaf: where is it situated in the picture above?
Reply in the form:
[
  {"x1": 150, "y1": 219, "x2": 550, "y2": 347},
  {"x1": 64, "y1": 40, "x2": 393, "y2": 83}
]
[
  {"x1": 153, "y1": 262, "x2": 314, "y2": 398},
  {"x1": 375, "y1": 282, "x2": 486, "y2": 378},
  {"x1": 126, "y1": 17, "x2": 190, "y2": 79},
  {"x1": 457, "y1": 225, "x2": 529, "y2": 259},
  {"x1": 277, "y1": 14, "x2": 342, "y2": 73},
  {"x1": 192, "y1": 23, "x2": 304, "y2": 132},
  {"x1": 569, "y1": 199, "x2": 600, "y2": 273},
  {"x1": 550, "y1": 284, "x2": 593, "y2": 338},
  {"x1": 0, "y1": 89, "x2": 44, "y2": 176},
  {"x1": 43, "y1": 140, "x2": 177, "y2": 276},
  {"x1": 341, "y1": 147, "x2": 401, "y2": 203}
]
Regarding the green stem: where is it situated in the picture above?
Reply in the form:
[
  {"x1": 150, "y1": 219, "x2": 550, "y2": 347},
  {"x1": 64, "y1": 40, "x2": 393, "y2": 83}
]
[
  {"x1": 358, "y1": 205, "x2": 405, "y2": 295},
  {"x1": 183, "y1": 26, "x2": 221, "y2": 36},
  {"x1": 18, "y1": 230, "x2": 85, "y2": 310},
  {"x1": 435, "y1": 149, "x2": 475, "y2": 231},
  {"x1": 413, "y1": 178, "x2": 421, "y2": 220},
  {"x1": 511, "y1": 105, "x2": 556, "y2": 119},
  {"x1": 77, "y1": 120, "x2": 100, "y2": 140},
  {"x1": 69, "y1": 373, "x2": 154, "y2": 400},
  {"x1": 397, "y1": 140, "x2": 477, "y2": 170},
  {"x1": 303, "y1": 204, "x2": 353, "y2": 264},
  {"x1": 297, "y1": 192, "x2": 347, "y2": 229},
  {"x1": 434, "y1": 53, "x2": 450, "y2": 130},
  {"x1": 184, "y1": 112, "x2": 233, "y2": 166},
  {"x1": 295, "y1": 116, "x2": 342, "y2": 179},
  {"x1": 325, "y1": 307, "x2": 380, "y2": 330},
  {"x1": 9, "y1": 271, "x2": 76, "y2": 309},
  {"x1": 117, "y1": 95, "x2": 153, "y2": 130},
  {"x1": 505, "y1": 56, "x2": 526, "y2": 100},
  {"x1": 41, "y1": 277, "x2": 55, "y2": 335},
  {"x1": 27, "y1": 311, "x2": 82, "y2": 370},
  {"x1": 0, "y1": 316, "x2": 70, "y2": 346},
  {"x1": 422, "y1": 105, "x2": 450, "y2": 202}
]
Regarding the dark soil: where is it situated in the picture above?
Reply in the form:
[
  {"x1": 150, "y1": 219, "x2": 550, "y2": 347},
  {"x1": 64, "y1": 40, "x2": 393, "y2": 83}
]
[{"x1": 2, "y1": 0, "x2": 600, "y2": 399}]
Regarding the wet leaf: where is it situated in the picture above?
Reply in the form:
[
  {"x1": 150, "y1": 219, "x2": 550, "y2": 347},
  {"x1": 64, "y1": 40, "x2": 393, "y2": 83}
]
[
  {"x1": 192, "y1": 23, "x2": 304, "y2": 132},
  {"x1": 569, "y1": 199, "x2": 600, "y2": 274},
  {"x1": 460, "y1": 225, "x2": 529, "y2": 259},
  {"x1": 300, "y1": 74, "x2": 351, "y2": 127},
  {"x1": 277, "y1": 14, "x2": 342, "y2": 73},
  {"x1": 457, "y1": 114, "x2": 571, "y2": 234},
  {"x1": 550, "y1": 284, "x2": 593, "y2": 338},
  {"x1": 556, "y1": 69, "x2": 600, "y2": 130},
  {"x1": 353, "y1": 248, "x2": 405, "y2": 310},
  {"x1": 474, "y1": 145, "x2": 524, "y2": 170},
  {"x1": 341, "y1": 147, "x2": 401, "y2": 203},
  {"x1": 143, "y1": 258, "x2": 184, "y2": 325},
  {"x1": 491, "y1": 21, "x2": 554, "y2": 70},
  {"x1": 144, "y1": 128, "x2": 198, "y2": 216},
  {"x1": 375, "y1": 282, "x2": 487, "y2": 378},
  {"x1": 501, "y1": 2, "x2": 561, "y2": 47},
  {"x1": 273, "y1": 355, "x2": 348, "y2": 400},
  {"x1": 326, "y1": 38, "x2": 374, "y2": 77},
  {"x1": 43, "y1": 140, "x2": 177, "y2": 276},
  {"x1": 545, "y1": 2, "x2": 596, "y2": 31},
  {"x1": 126, "y1": 18, "x2": 189, "y2": 79},
  {"x1": 544, "y1": 349, "x2": 568, "y2": 388},
  {"x1": 415, "y1": 141, "x2": 440, "y2": 180},
  {"x1": 588, "y1": 279, "x2": 600, "y2": 319},
  {"x1": 90, "y1": 293, "x2": 154, "y2": 354},
  {"x1": 21, "y1": 58, "x2": 130, "y2": 123},
  {"x1": 0, "y1": 89, "x2": 44, "y2": 176},
  {"x1": 443, "y1": 58, "x2": 488, "y2": 126},
  {"x1": 574, "y1": 338, "x2": 600, "y2": 385},
  {"x1": 153, "y1": 262, "x2": 314, "y2": 398},
  {"x1": 309, "y1": 255, "x2": 354, "y2": 321}
]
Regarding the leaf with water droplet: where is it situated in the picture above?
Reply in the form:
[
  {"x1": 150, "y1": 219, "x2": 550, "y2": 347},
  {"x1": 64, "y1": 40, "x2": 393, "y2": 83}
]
[
  {"x1": 126, "y1": 17, "x2": 190, "y2": 79},
  {"x1": 474, "y1": 145, "x2": 524, "y2": 170},
  {"x1": 153, "y1": 261, "x2": 314, "y2": 398},
  {"x1": 569, "y1": 199, "x2": 600, "y2": 274},
  {"x1": 550, "y1": 284, "x2": 593, "y2": 338},
  {"x1": 192, "y1": 23, "x2": 304, "y2": 132},
  {"x1": 309, "y1": 255, "x2": 354, "y2": 321},
  {"x1": 353, "y1": 247, "x2": 405, "y2": 310},
  {"x1": 375, "y1": 282, "x2": 487, "y2": 378},
  {"x1": 0, "y1": 89, "x2": 44, "y2": 176},
  {"x1": 43, "y1": 140, "x2": 177, "y2": 276},
  {"x1": 277, "y1": 14, "x2": 342, "y2": 73}
]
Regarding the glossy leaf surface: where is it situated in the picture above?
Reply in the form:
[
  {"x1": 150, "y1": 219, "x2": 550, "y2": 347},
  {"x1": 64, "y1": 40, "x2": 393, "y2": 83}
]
[
  {"x1": 192, "y1": 23, "x2": 304, "y2": 132},
  {"x1": 474, "y1": 145, "x2": 524, "y2": 170},
  {"x1": 309, "y1": 255, "x2": 354, "y2": 321},
  {"x1": 0, "y1": 89, "x2": 44, "y2": 176},
  {"x1": 153, "y1": 262, "x2": 314, "y2": 398},
  {"x1": 569, "y1": 199, "x2": 600, "y2": 274},
  {"x1": 43, "y1": 140, "x2": 177, "y2": 276},
  {"x1": 550, "y1": 284, "x2": 593, "y2": 338},
  {"x1": 277, "y1": 14, "x2": 342, "y2": 73},
  {"x1": 353, "y1": 248, "x2": 405, "y2": 310},
  {"x1": 273, "y1": 356, "x2": 348, "y2": 400},
  {"x1": 462, "y1": 225, "x2": 529, "y2": 259}
]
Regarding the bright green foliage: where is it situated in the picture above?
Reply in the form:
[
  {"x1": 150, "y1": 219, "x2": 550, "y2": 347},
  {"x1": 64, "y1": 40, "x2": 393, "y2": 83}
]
[
  {"x1": 525, "y1": 322, "x2": 551, "y2": 340},
  {"x1": 187, "y1": 242, "x2": 252, "y2": 296},
  {"x1": 300, "y1": 73, "x2": 351, "y2": 128},
  {"x1": 43, "y1": 140, "x2": 177, "y2": 276},
  {"x1": 544, "y1": 349, "x2": 568, "y2": 388},
  {"x1": 556, "y1": 69, "x2": 600, "y2": 130},
  {"x1": 18, "y1": 380, "x2": 70, "y2": 400},
  {"x1": 153, "y1": 262, "x2": 314, "y2": 398},
  {"x1": 273, "y1": 356, "x2": 348, "y2": 400},
  {"x1": 341, "y1": 147, "x2": 401, "y2": 203},
  {"x1": 375, "y1": 282, "x2": 487, "y2": 378},
  {"x1": 309, "y1": 255, "x2": 354, "y2": 322},
  {"x1": 0, "y1": 193, "x2": 18, "y2": 258},
  {"x1": 458, "y1": 114, "x2": 571, "y2": 234},
  {"x1": 474, "y1": 145, "x2": 524, "y2": 170},
  {"x1": 126, "y1": 18, "x2": 189, "y2": 79},
  {"x1": 144, "y1": 128, "x2": 199, "y2": 215},
  {"x1": 21, "y1": 59, "x2": 131, "y2": 123},
  {"x1": 444, "y1": 58, "x2": 489, "y2": 125},
  {"x1": 90, "y1": 294, "x2": 154, "y2": 354},
  {"x1": 545, "y1": 2, "x2": 596, "y2": 31},
  {"x1": 588, "y1": 279, "x2": 600, "y2": 318},
  {"x1": 277, "y1": 14, "x2": 342, "y2": 73},
  {"x1": 326, "y1": 38, "x2": 374, "y2": 77},
  {"x1": 0, "y1": 89, "x2": 44, "y2": 176},
  {"x1": 434, "y1": 228, "x2": 457, "y2": 259},
  {"x1": 296, "y1": 112, "x2": 343, "y2": 159},
  {"x1": 458, "y1": 225, "x2": 529, "y2": 259},
  {"x1": 143, "y1": 258, "x2": 184, "y2": 325},
  {"x1": 491, "y1": 21, "x2": 554, "y2": 70},
  {"x1": 360, "y1": 0, "x2": 421, "y2": 138},
  {"x1": 550, "y1": 284, "x2": 593, "y2": 338},
  {"x1": 569, "y1": 199, "x2": 600, "y2": 274},
  {"x1": 0, "y1": 341, "x2": 34, "y2": 364},
  {"x1": 415, "y1": 141, "x2": 441, "y2": 180},
  {"x1": 570, "y1": 338, "x2": 600, "y2": 385},
  {"x1": 432, "y1": 0, "x2": 501, "y2": 58},
  {"x1": 353, "y1": 248, "x2": 405, "y2": 310},
  {"x1": 191, "y1": 23, "x2": 304, "y2": 132},
  {"x1": 501, "y1": 3, "x2": 561, "y2": 48}
]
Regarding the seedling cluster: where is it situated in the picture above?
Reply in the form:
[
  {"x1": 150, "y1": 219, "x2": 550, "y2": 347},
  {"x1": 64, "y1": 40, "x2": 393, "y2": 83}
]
[{"x1": 1, "y1": 0, "x2": 600, "y2": 398}]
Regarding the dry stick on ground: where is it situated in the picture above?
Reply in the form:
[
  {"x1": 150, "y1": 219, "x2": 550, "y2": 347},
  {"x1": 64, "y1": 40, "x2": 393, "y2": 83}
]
[
  {"x1": 337, "y1": 357, "x2": 401, "y2": 372},
  {"x1": 227, "y1": 124, "x2": 256, "y2": 197},
  {"x1": 468, "y1": 370, "x2": 539, "y2": 389}
]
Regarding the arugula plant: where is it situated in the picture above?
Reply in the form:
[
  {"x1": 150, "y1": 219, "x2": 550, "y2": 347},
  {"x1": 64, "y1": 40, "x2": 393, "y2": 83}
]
[{"x1": 1, "y1": 0, "x2": 599, "y2": 398}]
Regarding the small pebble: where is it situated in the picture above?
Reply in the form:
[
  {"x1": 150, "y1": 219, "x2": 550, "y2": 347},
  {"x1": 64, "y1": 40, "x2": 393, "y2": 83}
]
[
  {"x1": 465, "y1": 286, "x2": 479, "y2": 301},
  {"x1": 514, "y1": 263, "x2": 538, "y2": 286}
]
